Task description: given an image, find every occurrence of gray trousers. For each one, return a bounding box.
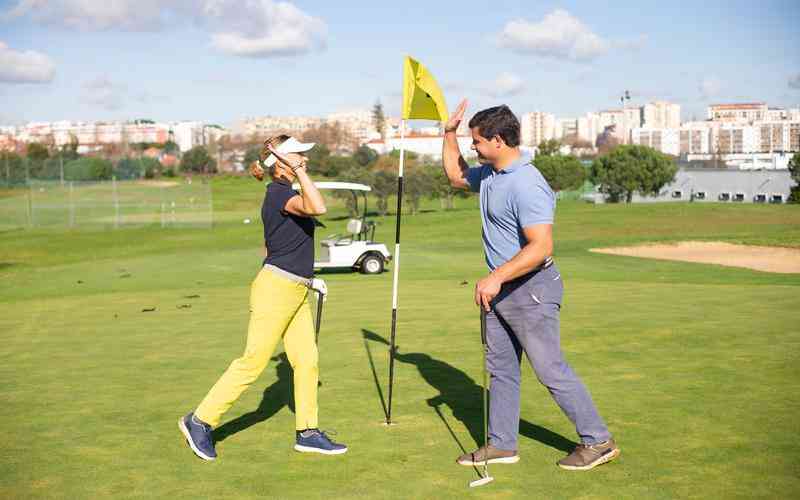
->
[486,264,610,450]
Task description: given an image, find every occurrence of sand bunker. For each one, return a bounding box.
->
[590,241,800,274]
[136,180,179,188]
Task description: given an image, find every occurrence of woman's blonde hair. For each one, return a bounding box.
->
[249,134,291,181]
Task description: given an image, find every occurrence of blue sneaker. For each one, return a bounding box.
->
[178,412,217,461]
[294,429,348,455]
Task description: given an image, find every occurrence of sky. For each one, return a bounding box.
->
[1,0,799,127]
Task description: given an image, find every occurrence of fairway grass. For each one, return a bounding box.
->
[1,177,799,499]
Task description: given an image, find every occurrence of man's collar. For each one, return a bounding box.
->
[272,177,291,186]
[495,152,530,174]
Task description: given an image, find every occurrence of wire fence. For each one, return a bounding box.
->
[0,178,213,231]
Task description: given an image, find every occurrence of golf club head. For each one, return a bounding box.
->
[469,476,494,488]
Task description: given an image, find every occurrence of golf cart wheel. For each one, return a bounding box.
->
[360,254,384,274]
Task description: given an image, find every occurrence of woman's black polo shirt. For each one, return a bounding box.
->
[261,178,315,278]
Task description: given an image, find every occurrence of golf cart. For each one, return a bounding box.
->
[293,181,392,274]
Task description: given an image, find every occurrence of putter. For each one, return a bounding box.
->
[469,309,494,488]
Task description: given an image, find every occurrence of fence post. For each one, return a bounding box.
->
[113,176,120,229]
[160,186,166,228]
[208,178,213,228]
[26,183,33,228]
[69,181,75,228]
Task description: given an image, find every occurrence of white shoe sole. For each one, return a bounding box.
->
[178,417,216,461]
[558,448,620,470]
[458,455,520,466]
[294,444,348,455]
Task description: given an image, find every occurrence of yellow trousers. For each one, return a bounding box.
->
[195,267,319,430]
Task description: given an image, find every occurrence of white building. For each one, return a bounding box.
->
[326,109,379,142]
[520,111,555,147]
[708,103,768,122]
[555,118,578,140]
[642,101,681,129]
[631,128,681,156]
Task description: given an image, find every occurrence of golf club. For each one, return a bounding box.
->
[314,288,324,345]
[469,309,494,488]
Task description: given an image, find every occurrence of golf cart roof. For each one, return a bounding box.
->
[291,181,372,192]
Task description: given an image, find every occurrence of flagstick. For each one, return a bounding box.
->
[386,119,406,425]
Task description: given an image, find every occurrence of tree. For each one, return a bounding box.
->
[64,157,113,181]
[25,142,50,162]
[370,170,396,216]
[534,155,586,192]
[354,145,378,167]
[301,122,356,153]
[536,139,562,157]
[180,146,217,174]
[430,166,465,209]
[243,146,261,169]
[404,165,433,215]
[305,144,331,175]
[372,100,386,138]
[25,142,50,179]
[590,145,678,203]
[1,152,25,185]
[788,152,800,203]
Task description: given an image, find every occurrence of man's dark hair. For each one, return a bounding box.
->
[468,105,520,147]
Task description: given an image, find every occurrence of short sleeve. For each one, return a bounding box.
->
[465,166,484,193]
[514,176,555,227]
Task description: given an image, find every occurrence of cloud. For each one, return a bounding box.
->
[698,77,722,99]
[485,72,525,97]
[81,76,127,110]
[789,73,800,90]
[205,0,327,57]
[4,0,328,58]
[3,0,168,31]
[0,41,56,83]
[494,10,614,61]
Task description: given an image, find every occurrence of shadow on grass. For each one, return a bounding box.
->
[213,353,294,443]
[362,329,576,454]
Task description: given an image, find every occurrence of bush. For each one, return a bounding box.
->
[116,157,161,180]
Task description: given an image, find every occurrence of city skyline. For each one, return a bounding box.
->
[1,1,799,127]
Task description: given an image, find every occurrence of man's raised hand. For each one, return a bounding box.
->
[444,99,468,133]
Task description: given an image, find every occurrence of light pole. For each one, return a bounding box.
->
[620,90,631,144]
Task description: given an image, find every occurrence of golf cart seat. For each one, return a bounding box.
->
[346,218,363,236]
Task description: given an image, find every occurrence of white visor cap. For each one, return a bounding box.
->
[263,137,316,167]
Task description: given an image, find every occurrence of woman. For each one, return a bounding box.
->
[179,135,347,461]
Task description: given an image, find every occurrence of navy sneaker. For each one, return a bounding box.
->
[178,412,217,461]
[294,429,348,455]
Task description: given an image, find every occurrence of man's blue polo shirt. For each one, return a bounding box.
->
[465,153,555,271]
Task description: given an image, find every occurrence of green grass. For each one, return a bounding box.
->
[1,176,799,499]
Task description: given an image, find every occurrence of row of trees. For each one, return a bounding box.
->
[533,139,680,203]
[1,142,219,184]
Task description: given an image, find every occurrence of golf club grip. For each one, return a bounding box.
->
[480,309,487,346]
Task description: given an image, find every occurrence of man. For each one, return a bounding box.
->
[441,101,619,470]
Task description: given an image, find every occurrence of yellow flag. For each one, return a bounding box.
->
[402,56,449,122]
